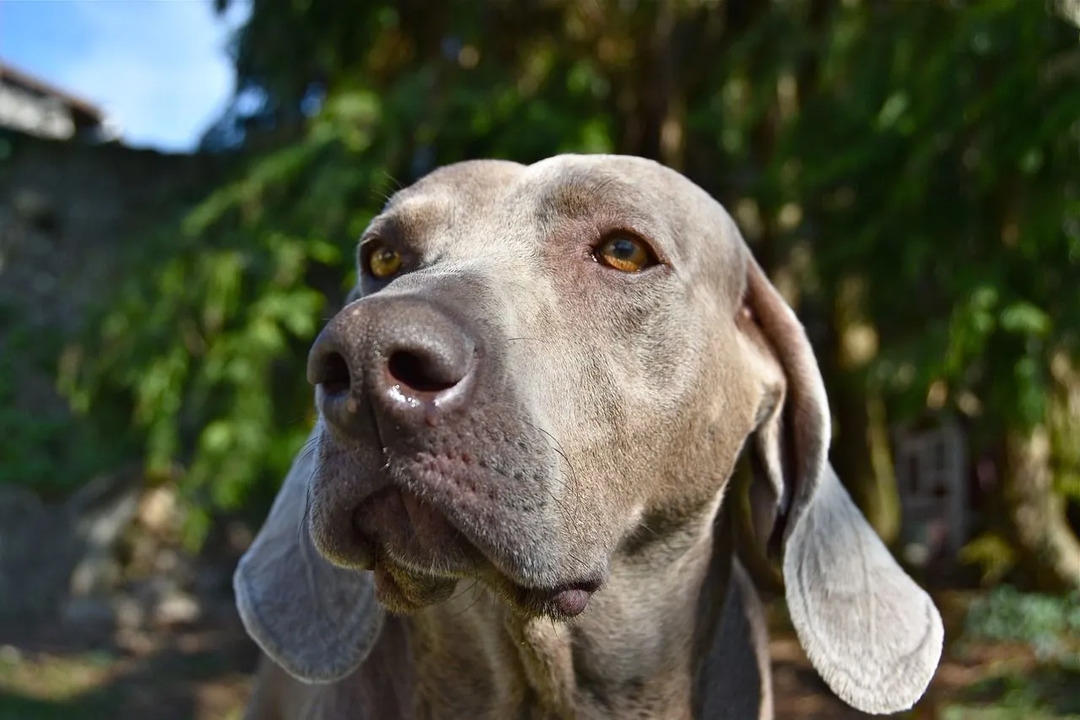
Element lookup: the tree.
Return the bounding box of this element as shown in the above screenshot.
[66,0,1080,585]
[785,2,1080,589]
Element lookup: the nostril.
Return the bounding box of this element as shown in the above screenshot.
[318,352,352,396]
[387,350,457,393]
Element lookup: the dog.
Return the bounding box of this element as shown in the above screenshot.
[234,154,943,719]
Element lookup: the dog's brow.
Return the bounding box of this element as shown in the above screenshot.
[366,195,454,247]
[536,176,632,222]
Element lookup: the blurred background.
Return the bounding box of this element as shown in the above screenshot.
[1,0,1079,718]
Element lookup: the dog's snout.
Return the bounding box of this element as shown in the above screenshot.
[309,348,351,396]
[308,298,478,436]
[375,313,477,418]
[308,321,365,437]
[387,347,463,394]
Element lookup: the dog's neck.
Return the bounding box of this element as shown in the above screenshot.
[400,511,722,720]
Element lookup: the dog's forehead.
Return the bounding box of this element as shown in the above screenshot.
[379,154,743,275]
[396,153,708,213]
[525,154,670,204]
[399,158,527,203]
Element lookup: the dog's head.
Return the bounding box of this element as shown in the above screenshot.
[235,155,942,714]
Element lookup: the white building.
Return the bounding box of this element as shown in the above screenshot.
[0,63,111,142]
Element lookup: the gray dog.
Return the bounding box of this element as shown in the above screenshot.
[234,155,943,719]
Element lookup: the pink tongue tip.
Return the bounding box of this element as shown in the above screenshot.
[552,587,592,617]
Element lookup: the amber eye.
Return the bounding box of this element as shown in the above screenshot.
[595,235,655,273]
[366,244,402,279]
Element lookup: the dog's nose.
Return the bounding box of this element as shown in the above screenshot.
[307,298,477,436]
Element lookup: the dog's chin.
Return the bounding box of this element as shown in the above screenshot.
[326,487,605,620]
[354,487,486,574]
[371,560,459,614]
[371,556,602,621]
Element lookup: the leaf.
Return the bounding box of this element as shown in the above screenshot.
[1000,301,1052,337]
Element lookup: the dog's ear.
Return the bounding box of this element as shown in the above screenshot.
[234,426,384,683]
[739,256,943,715]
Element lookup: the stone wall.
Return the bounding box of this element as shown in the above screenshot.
[0,132,226,335]
[0,132,228,464]
[0,132,231,628]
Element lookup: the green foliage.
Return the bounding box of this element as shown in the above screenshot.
[0,306,125,497]
[786,2,1080,432]
[965,585,1080,660]
[958,585,1080,718]
[948,671,1080,719]
[960,531,1019,587]
[61,140,362,544]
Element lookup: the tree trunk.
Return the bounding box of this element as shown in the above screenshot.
[1002,425,1080,592]
[827,364,902,545]
[824,277,902,544]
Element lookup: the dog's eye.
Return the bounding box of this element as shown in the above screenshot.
[595,235,655,273]
[366,245,403,279]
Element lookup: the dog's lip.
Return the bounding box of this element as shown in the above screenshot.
[518,578,603,619]
[351,486,604,618]
[352,487,478,572]
[371,559,457,612]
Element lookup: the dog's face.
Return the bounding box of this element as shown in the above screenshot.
[236,154,943,715]
[306,155,761,619]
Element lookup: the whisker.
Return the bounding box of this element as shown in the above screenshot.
[448,580,485,619]
[380,170,405,193]
[523,422,581,523]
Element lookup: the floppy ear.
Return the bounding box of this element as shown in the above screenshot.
[234,426,384,683]
[742,257,943,715]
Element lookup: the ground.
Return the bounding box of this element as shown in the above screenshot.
[0,591,1077,719]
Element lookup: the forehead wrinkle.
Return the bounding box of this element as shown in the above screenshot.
[375,193,456,250]
[527,176,665,244]
[533,174,628,222]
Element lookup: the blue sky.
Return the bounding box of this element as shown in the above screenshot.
[0,0,250,152]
